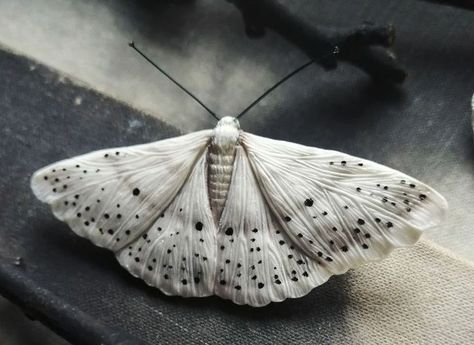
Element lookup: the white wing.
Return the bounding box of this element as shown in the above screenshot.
[215,147,332,306]
[31,130,212,252]
[115,151,217,297]
[240,133,447,280]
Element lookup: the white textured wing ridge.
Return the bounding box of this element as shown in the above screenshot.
[31,130,212,251]
[115,150,218,298]
[241,132,447,277]
[215,146,332,306]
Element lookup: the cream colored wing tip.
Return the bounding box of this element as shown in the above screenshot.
[30,169,43,201]
[429,186,449,228]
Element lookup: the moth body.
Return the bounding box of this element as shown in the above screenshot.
[208,117,241,221]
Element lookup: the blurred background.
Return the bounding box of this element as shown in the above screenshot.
[0,0,473,344]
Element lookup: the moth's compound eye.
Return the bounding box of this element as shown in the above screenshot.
[233,118,240,129]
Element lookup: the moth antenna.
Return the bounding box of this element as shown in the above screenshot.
[129,41,220,122]
[236,60,314,120]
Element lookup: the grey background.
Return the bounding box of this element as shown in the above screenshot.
[0,0,473,344]
[2,0,471,258]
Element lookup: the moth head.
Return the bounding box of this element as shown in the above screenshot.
[216,116,240,130]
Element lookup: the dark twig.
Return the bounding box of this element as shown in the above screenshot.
[421,0,474,10]
[229,0,407,83]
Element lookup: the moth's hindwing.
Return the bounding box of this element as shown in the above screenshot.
[215,147,332,306]
[115,151,217,297]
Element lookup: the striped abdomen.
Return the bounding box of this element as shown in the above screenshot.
[207,117,241,222]
[207,143,236,222]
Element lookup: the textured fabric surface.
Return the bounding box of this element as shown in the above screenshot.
[341,239,474,344]
[0,296,70,345]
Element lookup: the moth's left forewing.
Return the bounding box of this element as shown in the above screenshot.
[31,130,213,251]
[31,129,218,298]
[240,132,447,276]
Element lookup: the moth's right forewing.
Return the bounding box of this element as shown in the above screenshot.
[241,132,447,276]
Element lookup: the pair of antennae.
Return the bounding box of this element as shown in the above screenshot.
[129,41,313,122]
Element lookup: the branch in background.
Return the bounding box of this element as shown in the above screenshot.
[421,0,474,10]
[229,0,407,84]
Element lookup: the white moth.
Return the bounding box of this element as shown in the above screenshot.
[31,116,447,307]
